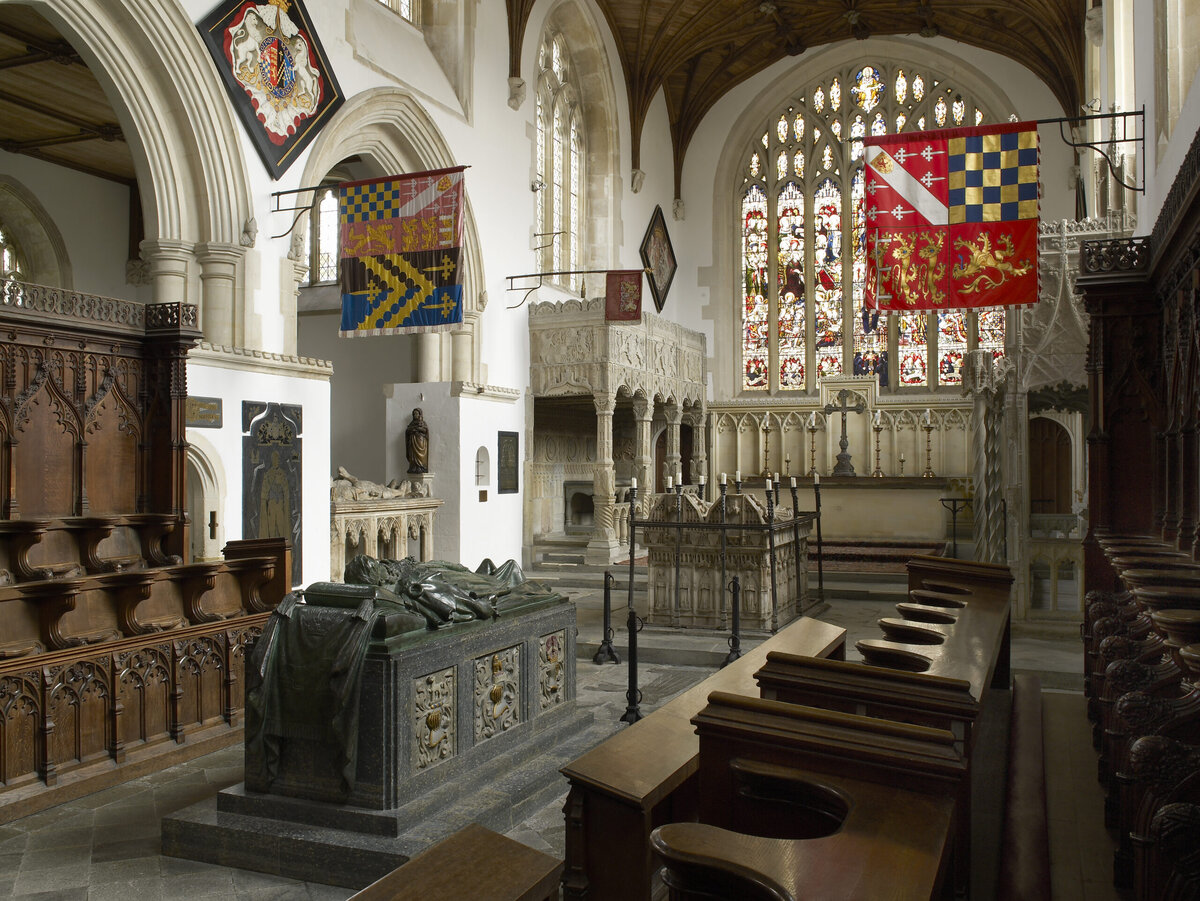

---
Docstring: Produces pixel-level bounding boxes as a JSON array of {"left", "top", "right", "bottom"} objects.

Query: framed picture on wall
[
  {"left": 498, "top": 431, "right": 519, "bottom": 494},
  {"left": 639, "top": 205, "right": 677, "bottom": 313}
]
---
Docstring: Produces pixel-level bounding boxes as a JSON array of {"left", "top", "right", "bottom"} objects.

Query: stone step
[{"left": 162, "top": 705, "right": 599, "bottom": 891}]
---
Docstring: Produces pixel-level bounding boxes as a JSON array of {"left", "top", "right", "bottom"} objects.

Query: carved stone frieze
[
  {"left": 539, "top": 631, "right": 565, "bottom": 710},
  {"left": 414, "top": 666, "right": 456, "bottom": 770},
  {"left": 474, "top": 646, "right": 520, "bottom": 741}
]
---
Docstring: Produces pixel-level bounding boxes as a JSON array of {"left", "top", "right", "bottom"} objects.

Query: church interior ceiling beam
[
  {"left": 508, "top": 0, "right": 1084, "bottom": 200},
  {"left": 0, "top": 6, "right": 133, "bottom": 184}
]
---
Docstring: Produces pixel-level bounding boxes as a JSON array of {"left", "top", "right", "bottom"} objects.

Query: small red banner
[{"left": 605, "top": 270, "right": 643, "bottom": 321}]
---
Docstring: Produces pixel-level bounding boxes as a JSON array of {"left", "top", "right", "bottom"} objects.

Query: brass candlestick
[
  {"left": 872, "top": 424, "right": 884, "bottom": 477},
  {"left": 807, "top": 421, "right": 819, "bottom": 475},
  {"left": 761, "top": 419, "right": 771, "bottom": 480},
  {"left": 922, "top": 422, "right": 935, "bottom": 477}
]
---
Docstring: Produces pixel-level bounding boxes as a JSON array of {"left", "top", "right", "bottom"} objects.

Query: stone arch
[
  {"left": 185, "top": 434, "right": 227, "bottom": 562},
  {"left": 297, "top": 87, "right": 485, "bottom": 382},
  {"left": 0, "top": 176, "right": 71, "bottom": 288},
  {"left": 528, "top": 0, "right": 623, "bottom": 273},
  {"left": 14, "top": 0, "right": 255, "bottom": 344}
]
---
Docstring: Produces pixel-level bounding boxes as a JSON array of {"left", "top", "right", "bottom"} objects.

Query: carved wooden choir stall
[
  {"left": 0, "top": 283, "right": 287, "bottom": 820},
  {"left": 1074, "top": 129, "right": 1200, "bottom": 899},
  {"left": 561, "top": 555, "right": 1014, "bottom": 901}
]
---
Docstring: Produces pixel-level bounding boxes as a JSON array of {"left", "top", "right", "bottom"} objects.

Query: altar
[{"left": 808, "top": 476, "right": 954, "bottom": 542}]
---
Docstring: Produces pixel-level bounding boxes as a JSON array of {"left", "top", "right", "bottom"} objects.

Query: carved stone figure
[
  {"left": 406, "top": 407, "right": 429, "bottom": 473},
  {"left": 330, "top": 466, "right": 431, "bottom": 500}
]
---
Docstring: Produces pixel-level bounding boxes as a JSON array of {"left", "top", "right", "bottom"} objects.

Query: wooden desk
[
  {"left": 349, "top": 823, "right": 562, "bottom": 901},
  {"left": 559, "top": 616, "right": 846, "bottom": 901}
]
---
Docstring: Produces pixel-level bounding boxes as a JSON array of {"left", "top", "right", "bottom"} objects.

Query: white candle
[
  {"left": 790, "top": 477, "right": 797, "bottom": 488},
  {"left": 774, "top": 472, "right": 780, "bottom": 483},
  {"left": 814, "top": 472, "right": 820, "bottom": 485},
  {"left": 720, "top": 472, "right": 727, "bottom": 485},
  {"left": 900, "top": 452, "right": 906, "bottom": 462},
  {"left": 666, "top": 476, "right": 673, "bottom": 490},
  {"left": 873, "top": 409, "right": 881, "bottom": 426},
  {"left": 699, "top": 474, "right": 707, "bottom": 485},
  {"left": 735, "top": 470, "right": 741, "bottom": 482},
  {"left": 923, "top": 408, "right": 932, "bottom": 426},
  {"left": 677, "top": 469, "right": 683, "bottom": 484},
  {"left": 631, "top": 477, "right": 637, "bottom": 490}
]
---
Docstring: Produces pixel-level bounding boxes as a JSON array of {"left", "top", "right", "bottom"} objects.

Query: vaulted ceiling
[{"left": 508, "top": 0, "right": 1087, "bottom": 195}]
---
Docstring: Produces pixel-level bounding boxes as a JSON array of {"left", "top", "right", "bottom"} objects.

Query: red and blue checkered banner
[
  {"left": 864, "top": 122, "right": 1039, "bottom": 311},
  {"left": 338, "top": 166, "right": 466, "bottom": 336}
]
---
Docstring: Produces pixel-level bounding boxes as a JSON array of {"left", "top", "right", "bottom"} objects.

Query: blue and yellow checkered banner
[
  {"left": 863, "top": 122, "right": 1039, "bottom": 311},
  {"left": 338, "top": 166, "right": 466, "bottom": 336}
]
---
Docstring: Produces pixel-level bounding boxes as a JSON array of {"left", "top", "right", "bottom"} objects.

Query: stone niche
[{"left": 241, "top": 592, "right": 578, "bottom": 811}]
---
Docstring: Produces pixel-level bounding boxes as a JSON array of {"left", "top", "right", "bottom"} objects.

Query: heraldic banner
[
  {"left": 338, "top": 167, "right": 466, "bottom": 337},
  {"left": 864, "top": 121, "right": 1039, "bottom": 311},
  {"left": 605, "top": 270, "right": 643, "bottom": 321}
]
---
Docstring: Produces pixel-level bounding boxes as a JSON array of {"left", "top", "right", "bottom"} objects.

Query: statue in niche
[{"left": 406, "top": 408, "right": 429, "bottom": 473}]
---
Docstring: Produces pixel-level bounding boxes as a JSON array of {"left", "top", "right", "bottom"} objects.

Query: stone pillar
[
  {"left": 140, "top": 238, "right": 192, "bottom": 308},
  {"left": 689, "top": 406, "right": 708, "bottom": 486},
  {"left": 632, "top": 395, "right": 653, "bottom": 492},
  {"left": 964, "top": 350, "right": 1010, "bottom": 564},
  {"left": 664, "top": 401, "right": 682, "bottom": 484},
  {"left": 451, "top": 327, "right": 473, "bottom": 382},
  {"left": 285, "top": 232, "right": 309, "bottom": 357},
  {"left": 416, "top": 332, "right": 441, "bottom": 382},
  {"left": 195, "top": 242, "right": 243, "bottom": 348},
  {"left": 1181, "top": 426, "right": 1197, "bottom": 553},
  {"left": 586, "top": 392, "right": 620, "bottom": 565}
]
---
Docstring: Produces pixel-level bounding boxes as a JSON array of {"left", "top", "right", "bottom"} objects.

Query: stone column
[
  {"left": 1181, "top": 426, "right": 1197, "bottom": 553},
  {"left": 1164, "top": 430, "right": 1180, "bottom": 542},
  {"left": 140, "top": 238, "right": 192, "bottom": 308},
  {"left": 632, "top": 395, "right": 653, "bottom": 492},
  {"left": 451, "top": 327, "right": 473, "bottom": 382},
  {"left": 195, "top": 242, "right": 243, "bottom": 349},
  {"left": 416, "top": 333, "right": 441, "bottom": 382},
  {"left": 689, "top": 406, "right": 708, "bottom": 486},
  {"left": 964, "top": 350, "right": 1010, "bottom": 564},
  {"left": 586, "top": 392, "right": 620, "bottom": 565},
  {"left": 285, "top": 231, "right": 310, "bottom": 357},
  {"left": 664, "top": 401, "right": 682, "bottom": 484}
]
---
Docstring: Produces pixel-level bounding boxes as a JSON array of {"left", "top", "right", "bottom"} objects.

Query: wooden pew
[
  {"left": 559, "top": 616, "right": 845, "bottom": 901},
  {"left": 651, "top": 692, "right": 964, "bottom": 900},
  {"left": 349, "top": 823, "right": 562, "bottom": 901}
]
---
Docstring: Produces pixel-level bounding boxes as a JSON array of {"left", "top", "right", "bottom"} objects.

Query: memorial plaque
[
  {"left": 186, "top": 396, "right": 223, "bottom": 428},
  {"left": 243, "top": 402, "right": 303, "bottom": 585},
  {"left": 498, "top": 431, "right": 519, "bottom": 494}
]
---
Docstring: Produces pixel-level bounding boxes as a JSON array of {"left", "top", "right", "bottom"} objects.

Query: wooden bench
[
  {"left": 559, "top": 616, "right": 846, "bottom": 901},
  {"left": 348, "top": 823, "right": 562, "bottom": 901}
]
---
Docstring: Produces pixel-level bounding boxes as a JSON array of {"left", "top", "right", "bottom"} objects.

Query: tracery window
[
  {"left": 0, "top": 224, "right": 25, "bottom": 282},
  {"left": 374, "top": 0, "right": 418, "bottom": 25},
  {"left": 738, "top": 63, "right": 1007, "bottom": 393},
  {"left": 536, "top": 32, "right": 585, "bottom": 292}
]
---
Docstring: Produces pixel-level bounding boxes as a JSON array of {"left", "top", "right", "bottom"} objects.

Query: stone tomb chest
[{"left": 242, "top": 573, "right": 578, "bottom": 811}]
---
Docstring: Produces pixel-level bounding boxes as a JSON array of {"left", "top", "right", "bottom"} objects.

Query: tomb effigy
[{"left": 164, "top": 554, "right": 588, "bottom": 888}]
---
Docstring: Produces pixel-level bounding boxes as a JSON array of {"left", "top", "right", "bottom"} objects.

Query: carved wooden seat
[
  {"left": 0, "top": 520, "right": 86, "bottom": 582},
  {"left": 72, "top": 515, "right": 145, "bottom": 573},
  {"left": 559, "top": 616, "right": 846, "bottom": 901}
]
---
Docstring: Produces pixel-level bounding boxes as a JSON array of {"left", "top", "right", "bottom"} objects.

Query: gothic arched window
[
  {"left": 303, "top": 184, "right": 340, "bottom": 286},
  {"left": 536, "top": 32, "right": 585, "bottom": 292},
  {"left": 738, "top": 63, "right": 1008, "bottom": 393},
  {"left": 0, "top": 223, "right": 25, "bottom": 282}
]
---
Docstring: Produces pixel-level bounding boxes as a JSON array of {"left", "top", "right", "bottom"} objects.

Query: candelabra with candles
[
  {"left": 806, "top": 413, "right": 819, "bottom": 476},
  {"left": 871, "top": 411, "right": 884, "bottom": 478},
  {"left": 898, "top": 452, "right": 906, "bottom": 477},
  {"left": 921, "top": 410, "right": 936, "bottom": 478},
  {"left": 761, "top": 418, "right": 771, "bottom": 480}
]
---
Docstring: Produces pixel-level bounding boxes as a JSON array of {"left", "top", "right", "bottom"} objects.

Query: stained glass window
[
  {"left": 742, "top": 186, "right": 769, "bottom": 390},
  {"left": 736, "top": 62, "right": 1004, "bottom": 393},
  {"left": 777, "top": 182, "right": 806, "bottom": 388},
  {"left": 536, "top": 33, "right": 586, "bottom": 290}
]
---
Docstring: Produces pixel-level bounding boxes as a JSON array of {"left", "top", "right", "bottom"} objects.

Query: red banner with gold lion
[{"left": 864, "top": 121, "right": 1039, "bottom": 311}]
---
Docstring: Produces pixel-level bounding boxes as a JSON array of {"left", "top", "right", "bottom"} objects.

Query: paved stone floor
[{"left": 0, "top": 592, "right": 1088, "bottom": 899}]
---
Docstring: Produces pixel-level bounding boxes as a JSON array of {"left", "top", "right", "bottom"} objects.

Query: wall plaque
[
  {"left": 498, "top": 431, "right": 519, "bottom": 494},
  {"left": 243, "top": 401, "right": 302, "bottom": 584},
  {"left": 186, "top": 396, "right": 223, "bottom": 429}
]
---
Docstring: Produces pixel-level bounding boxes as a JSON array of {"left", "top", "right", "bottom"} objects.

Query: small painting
[
  {"left": 639, "top": 205, "right": 677, "bottom": 313},
  {"left": 498, "top": 432, "right": 519, "bottom": 495},
  {"left": 198, "top": 0, "right": 344, "bottom": 178}
]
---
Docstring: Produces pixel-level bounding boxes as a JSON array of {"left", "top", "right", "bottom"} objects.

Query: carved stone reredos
[{"left": 528, "top": 297, "right": 707, "bottom": 407}]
